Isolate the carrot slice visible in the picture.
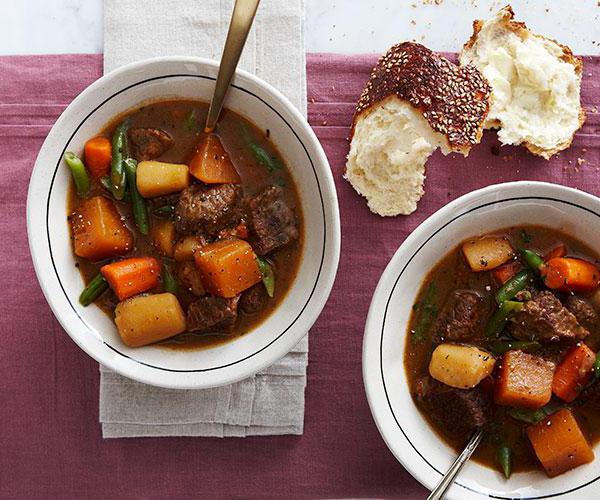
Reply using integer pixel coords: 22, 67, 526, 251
84, 136, 112, 178
189, 134, 241, 184
527, 408, 594, 477
492, 261, 521, 284
552, 343, 596, 402
541, 257, 600, 293
494, 350, 555, 408
543, 243, 567, 261
101, 257, 161, 301
194, 238, 261, 298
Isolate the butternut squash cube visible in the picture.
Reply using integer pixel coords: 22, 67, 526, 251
527, 408, 594, 477
70, 196, 133, 261
189, 134, 241, 184
194, 238, 261, 298
494, 350, 555, 408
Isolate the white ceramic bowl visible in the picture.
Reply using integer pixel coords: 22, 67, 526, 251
363, 182, 600, 499
27, 57, 340, 389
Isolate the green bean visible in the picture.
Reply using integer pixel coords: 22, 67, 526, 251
79, 273, 108, 306
485, 300, 523, 338
411, 281, 438, 343
239, 123, 283, 173
99, 175, 112, 192
520, 248, 545, 275
507, 401, 562, 424
488, 340, 541, 356
593, 352, 600, 380
110, 119, 129, 200
495, 269, 533, 304
153, 204, 176, 218
185, 109, 198, 132
123, 158, 149, 235
257, 257, 275, 298
100, 175, 131, 202
520, 229, 532, 244
162, 264, 178, 294
248, 143, 282, 173
497, 444, 512, 479
64, 152, 90, 197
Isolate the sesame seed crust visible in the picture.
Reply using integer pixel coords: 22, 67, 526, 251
351, 42, 491, 151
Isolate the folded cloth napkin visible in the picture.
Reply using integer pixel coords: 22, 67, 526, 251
101, 0, 308, 438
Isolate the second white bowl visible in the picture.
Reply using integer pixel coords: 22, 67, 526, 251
363, 181, 600, 499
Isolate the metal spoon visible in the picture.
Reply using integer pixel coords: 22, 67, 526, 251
204, 0, 261, 133
427, 428, 484, 500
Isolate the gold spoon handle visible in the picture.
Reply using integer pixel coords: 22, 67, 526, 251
204, 0, 261, 133
427, 428, 483, 500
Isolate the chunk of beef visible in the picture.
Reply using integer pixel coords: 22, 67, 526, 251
128, 127, 174, 161
175, 261, 205, 296
415, 377, 491, 436
175, 184, 243, 237
186, 296, 240, 333
508, 291, 589, 342
433, 290, 483, 342
565, 295, 599, 331
240, 284, 269, 315
247, 186, 298, 255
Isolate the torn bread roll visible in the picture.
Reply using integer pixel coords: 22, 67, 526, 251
460, 5, 585, 159
345, 42, 490, 216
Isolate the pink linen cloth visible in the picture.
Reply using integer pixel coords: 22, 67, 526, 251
1, 52, 599, 498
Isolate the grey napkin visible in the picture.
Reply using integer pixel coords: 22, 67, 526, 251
101, 0, 308, 438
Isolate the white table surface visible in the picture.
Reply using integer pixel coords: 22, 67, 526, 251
2, 0, 599, 56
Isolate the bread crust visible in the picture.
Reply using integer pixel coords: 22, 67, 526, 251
350, 42, 491, 155
462, 5, 585, 159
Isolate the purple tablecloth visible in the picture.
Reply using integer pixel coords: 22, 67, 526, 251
1, 52, 599, 498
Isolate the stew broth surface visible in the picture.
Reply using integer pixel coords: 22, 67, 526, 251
405, 225, 600, 474
68, 99, 303, 350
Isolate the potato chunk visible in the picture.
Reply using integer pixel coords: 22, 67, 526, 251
429, 343, 495, 389
151, 219, 176, 257
462, 236, 514, 272
173, 236, 205, 261
136, 161, 190, 198
114, 293, 186, 347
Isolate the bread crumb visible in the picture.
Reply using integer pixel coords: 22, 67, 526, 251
577, 158, 586, 166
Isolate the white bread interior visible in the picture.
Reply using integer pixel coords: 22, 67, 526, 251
345, 96, 450, 217
460, 6, 584, 159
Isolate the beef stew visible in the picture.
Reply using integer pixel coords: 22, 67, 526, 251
66, 99, 303, 349
406, 226, 600, 478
